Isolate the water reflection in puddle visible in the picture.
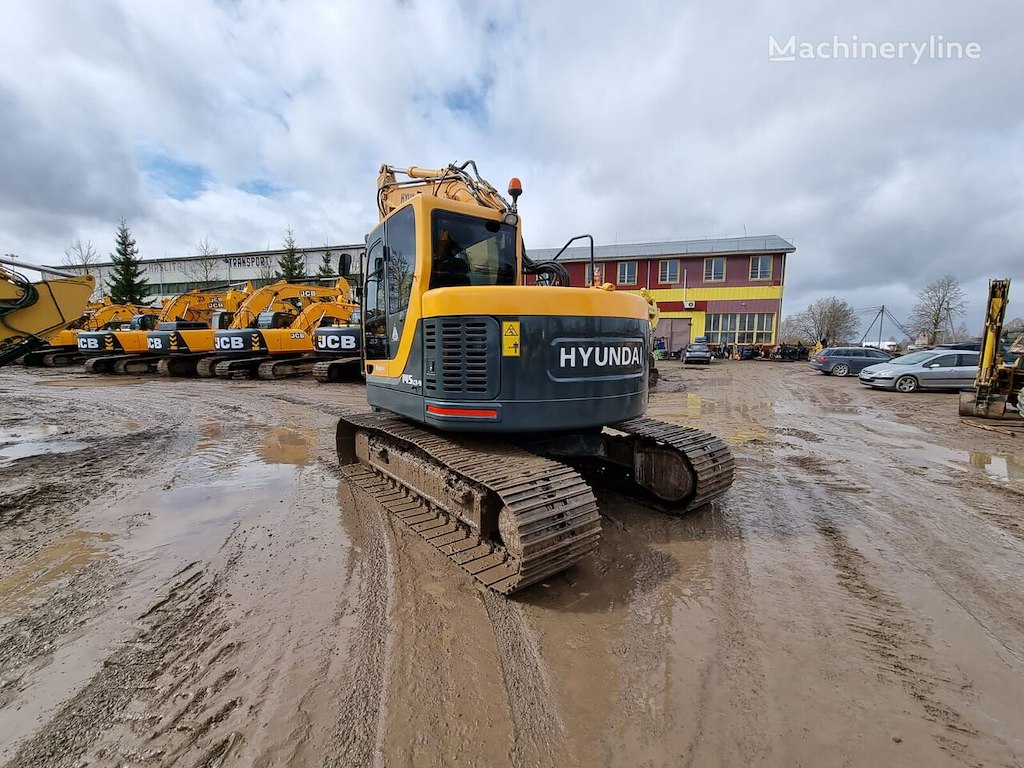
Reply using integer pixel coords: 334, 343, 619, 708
0, 531, 114, 615
966, 451, 1024, 481
0, 437, 88, 466
259, 426, 316, 466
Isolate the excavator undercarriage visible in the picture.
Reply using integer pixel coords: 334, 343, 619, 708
338, 413, 734, 593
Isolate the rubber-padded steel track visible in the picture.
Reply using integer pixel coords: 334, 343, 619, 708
338, 412, 601, 594
611, 416, 735, 509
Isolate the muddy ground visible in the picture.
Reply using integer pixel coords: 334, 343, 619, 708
1, 361, 1022, 768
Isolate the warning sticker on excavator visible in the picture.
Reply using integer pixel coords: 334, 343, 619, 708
501, 321, 520, 357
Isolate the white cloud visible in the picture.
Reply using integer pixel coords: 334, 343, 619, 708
1, 0, 1022, 327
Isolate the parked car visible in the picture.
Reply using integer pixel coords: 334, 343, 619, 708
858, 349, 980, 392
684, 343, 713, 364
809, 346, 893, 376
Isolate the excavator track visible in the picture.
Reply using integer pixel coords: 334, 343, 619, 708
338, 412, 602, 594
312, 356, 361, 383
257, 355, 317, 380
607, 417, 734, 509
157, 355, 204, 377
20, 348, 85, 367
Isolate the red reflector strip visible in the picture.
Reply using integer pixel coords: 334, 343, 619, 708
427, 405, 498, 418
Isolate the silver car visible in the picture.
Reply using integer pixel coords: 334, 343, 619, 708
858, 349, 979, 393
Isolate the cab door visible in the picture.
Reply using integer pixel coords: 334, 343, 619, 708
362, 234, 388, 362
384, 205, 417, 359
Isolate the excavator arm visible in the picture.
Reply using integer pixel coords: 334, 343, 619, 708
377, 161, 517, 221
229, 279, 352, 328
1, 257, 95, 365
959, 278, 1023, 419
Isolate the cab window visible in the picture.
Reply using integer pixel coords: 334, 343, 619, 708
430, 210, 516, 289
386, 206, 416, 314
363, 234, 388, 360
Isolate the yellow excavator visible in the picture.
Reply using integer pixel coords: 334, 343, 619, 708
1, 256, 95, 366
21, 298, 146, 367
148, 280, 330, 376
311, 316, 364, 383
79, 286, 249, 374
958, 278, 1023, 419
336, 162, 735, 594
205, 283, 358, 379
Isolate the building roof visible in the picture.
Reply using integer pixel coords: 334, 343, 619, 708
45, 242, 363, 271
527, 234, 795, 263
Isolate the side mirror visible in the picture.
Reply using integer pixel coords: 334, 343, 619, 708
374, 257, 384, 273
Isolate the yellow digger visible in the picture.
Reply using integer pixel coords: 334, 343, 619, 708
336, 162, 735, 594
958, 278, 1023, 419
1, 256, 95, 366
78, 286, 250, 374
206, 283, 358, 379
21, 298, 146, 367
149, 279, 353, 377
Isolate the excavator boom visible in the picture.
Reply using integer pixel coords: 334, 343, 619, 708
1, 257, 95, 366
959, 278, 1023, 419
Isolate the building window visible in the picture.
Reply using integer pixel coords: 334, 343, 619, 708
749, 255, 772, 280
703, 257, 725, 282
588, 263, 605, 285
658, 260, 679, 284
705, 313, 774, 345
617, 261, 637, 285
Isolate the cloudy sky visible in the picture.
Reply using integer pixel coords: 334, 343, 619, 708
2, 0, 1021, 331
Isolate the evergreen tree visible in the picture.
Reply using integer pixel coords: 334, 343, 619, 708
276, 227, 306, 281
316, 248, 335, 279
105, 218, 150, 303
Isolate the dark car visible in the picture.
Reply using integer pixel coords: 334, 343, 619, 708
684, 343, 713, 364
809, 346, 893, 377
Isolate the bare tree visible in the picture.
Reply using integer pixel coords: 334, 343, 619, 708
181, 237, 221, 286
790, 296, 858, 346
778, 315, 810, 344
61, 239, 101, 276
909, 274, 968, 346
951, 320, 972, 341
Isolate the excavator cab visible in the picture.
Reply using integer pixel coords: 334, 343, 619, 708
360, 188, 648, 433
128, 314, 159, 332
254, 311, 296, 329
211, 310, 234, 329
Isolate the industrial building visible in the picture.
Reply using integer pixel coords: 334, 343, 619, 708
48, 243, 365, 298
54, 234, 794, 349
529, 234, 796, 350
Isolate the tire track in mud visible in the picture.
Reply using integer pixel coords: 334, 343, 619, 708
483, 593, 569, 768
812, 517, 993, 763
322, 471, 394, 768
780, 449, 1001, 765
5, 560, 245, 768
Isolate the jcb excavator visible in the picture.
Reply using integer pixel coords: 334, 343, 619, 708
958, 278, 1023, 419
206, 286, 357, 379
79, 286, 249, 374
21, 299, 145, 367
1, 256, 95, 366
336, 162, 735, 594
148, 280, 333, 377
311, 318, 364, 382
